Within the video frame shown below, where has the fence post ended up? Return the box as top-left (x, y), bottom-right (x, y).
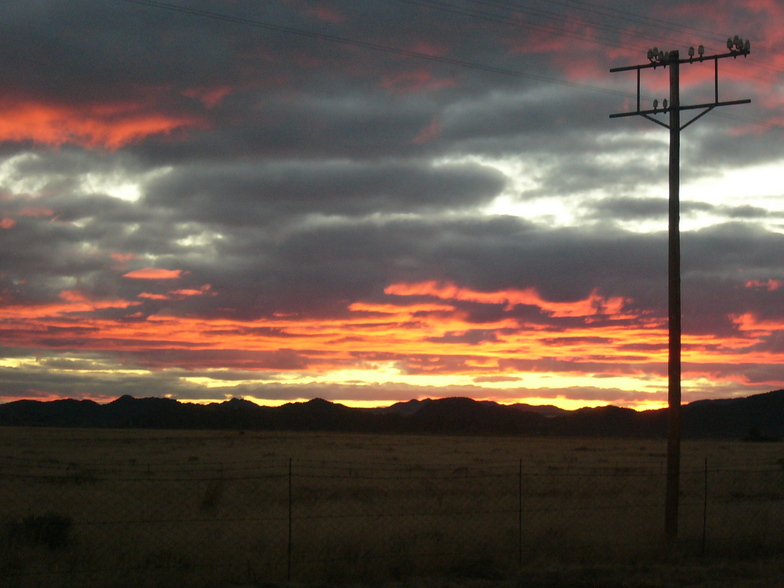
top-left (518, 458), bottom-right (523, 564)
top-left (288, 457), bottom-right (292, 583)
top-left (701, 456), bottom-right (708, 555)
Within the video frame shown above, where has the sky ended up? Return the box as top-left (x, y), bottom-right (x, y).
top-left (1, 0), bottom-right (783, 410)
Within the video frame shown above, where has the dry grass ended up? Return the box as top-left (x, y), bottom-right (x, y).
top-left (1, 428), bottom-right (783, 586)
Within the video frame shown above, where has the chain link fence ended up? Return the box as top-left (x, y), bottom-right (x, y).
top-left (2, 443), bottom-right (784, 586)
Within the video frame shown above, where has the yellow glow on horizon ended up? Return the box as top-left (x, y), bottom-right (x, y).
top-left (177, 394), bottom-right (667, 412)
top-left (0, 357), bottom-right (37, 368)
top-left (180, 376), bottom-right (245, 388)
top-left (316, 399), bottom-right (400, 409)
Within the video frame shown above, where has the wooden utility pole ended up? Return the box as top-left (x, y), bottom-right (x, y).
top-left (609, 38), bottom-right (751, 549)
top-left (665, 50), bottom-right (682, 550)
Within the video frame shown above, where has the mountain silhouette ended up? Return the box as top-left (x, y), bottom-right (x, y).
top-left (1, 390), bottom-right (783, 439)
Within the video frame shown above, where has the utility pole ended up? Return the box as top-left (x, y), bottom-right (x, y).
top-left (609, 37), bottom-right (751, 550)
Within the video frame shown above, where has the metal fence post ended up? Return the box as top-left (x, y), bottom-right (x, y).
top-left (702, 456), bottom-right (708, 555)
top-left (518, 458), bottom-right (523, 564)
top-left (288, 457), bottom-right (292, 583)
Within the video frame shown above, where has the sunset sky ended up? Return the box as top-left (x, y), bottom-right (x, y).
top-left (1, 0), bottom-right (783, 410)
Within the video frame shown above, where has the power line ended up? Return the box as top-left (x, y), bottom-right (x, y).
top-left (117, 0), bottom-right (631, 100)
top-left (396, 0), bottom-right (647, 53)
top-left (525, 0), bottom-right (730, 49)
top-left (118, 0), bottom-right (780, 131)
top-left (400, 0), bottom-right (725, 56)
top-left (398, 0), bottom-right (784, 86)
top-left (394, 0), bottom-right (781, 129)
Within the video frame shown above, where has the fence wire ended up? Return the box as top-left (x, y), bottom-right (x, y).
top-left (1, 447), bottom-right (783, 586)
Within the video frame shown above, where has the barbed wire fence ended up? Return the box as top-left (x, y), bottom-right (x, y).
top-left (2, 449), bottom-right (784, 587)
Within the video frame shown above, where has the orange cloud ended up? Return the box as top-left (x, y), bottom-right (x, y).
top-left (385, 281), bottom-right (630, 318)
top-left (2, 275), bottom-right (782, 402)
top-left (58, 290), bottom-right (141, 311)
top-left (123, 268), bottom-right (184, 280)
top-left (170, 285), bottom-right (213, 297)
top-left (745, 279), bottom-right (781, 291)
top-left (349, 301), bottom-right (455, 314)
top-left (0, 100), bottom-right (200, 149)
top-left (731, 312), bottom-right (784, 334)
top-left (138, 293), bottom-right (171, 301)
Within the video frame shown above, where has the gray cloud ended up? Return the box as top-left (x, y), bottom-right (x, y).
top-left (144, 159), bottom-right (507, 223)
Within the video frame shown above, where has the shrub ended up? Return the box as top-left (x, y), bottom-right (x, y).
top-left (7, 512), bottom-right (73, 549)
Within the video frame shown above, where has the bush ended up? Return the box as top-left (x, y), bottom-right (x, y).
top-left (6, 512), bottom-right (73, 549)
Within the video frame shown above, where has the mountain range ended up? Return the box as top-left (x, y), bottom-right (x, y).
top-left (1, 391), bottom-right (783, 439)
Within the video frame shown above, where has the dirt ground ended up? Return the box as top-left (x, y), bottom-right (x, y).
top-left (332, 556), bottom-right (784, 588)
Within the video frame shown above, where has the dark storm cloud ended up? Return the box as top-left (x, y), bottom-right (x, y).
top-left (144, 159), bottom-right (507, 223)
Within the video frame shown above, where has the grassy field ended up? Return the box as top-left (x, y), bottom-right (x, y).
top-left (1, 427), bottom-right (784, 587)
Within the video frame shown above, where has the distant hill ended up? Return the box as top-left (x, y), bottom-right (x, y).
top-left (1, 390), bottom-right (784, 439)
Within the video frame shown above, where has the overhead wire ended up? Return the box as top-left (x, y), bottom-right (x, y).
top-left (403, 0), bottom-right (783, 80)
top-left (117, 0), bottom-right (779, 131)
top-left (118, 0), bottom-right (634, 100)
top-left (395, 0), bottom-right (653, 54)
top-left (500, 0), bottom-right (783, 82)
top-left (394, 0), bottom-right (781, 130)
top-left (486, 0), bottom-right (731, 50)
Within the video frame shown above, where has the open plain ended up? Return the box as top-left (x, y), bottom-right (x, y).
top-left (2, 427), bottom-right (784, 587)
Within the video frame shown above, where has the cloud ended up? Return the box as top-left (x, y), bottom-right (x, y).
top-left (123, 268), bottom-right (185, 280)
top-left (0, 100), bottom-right (200, 150)
top-left (0, 0), bottom-right (782, 409)
top-left (143, 159), bottom-right (507, 223)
